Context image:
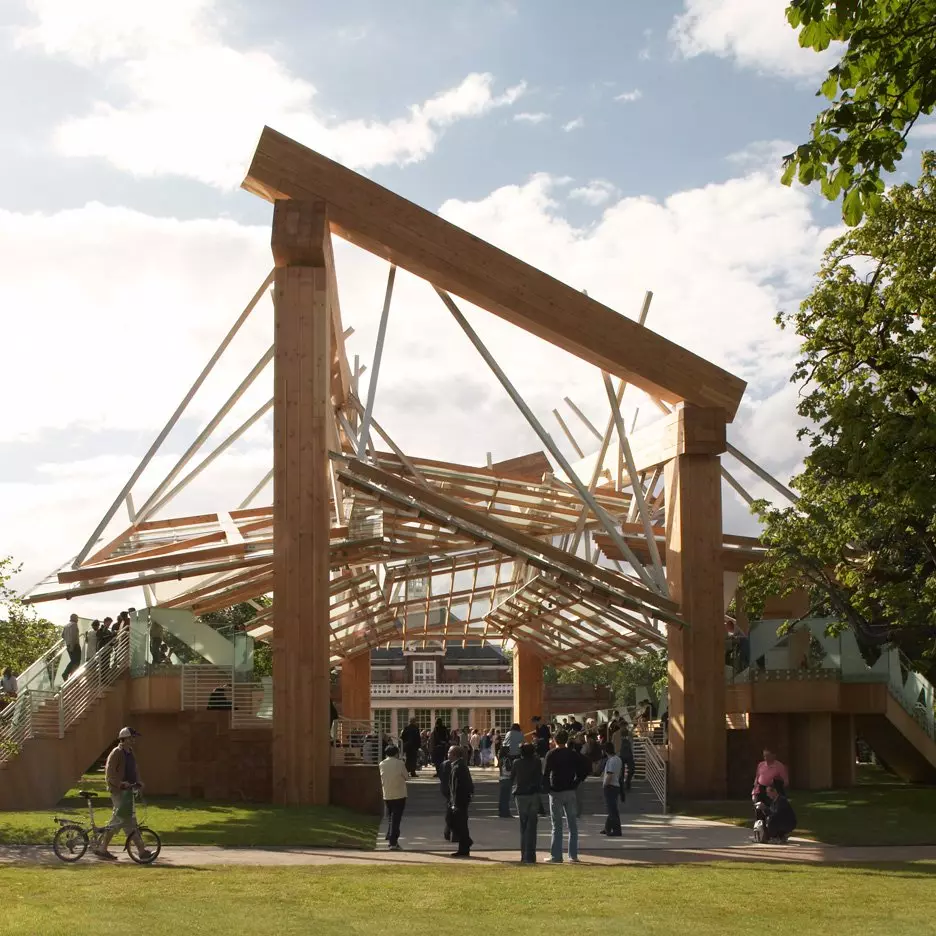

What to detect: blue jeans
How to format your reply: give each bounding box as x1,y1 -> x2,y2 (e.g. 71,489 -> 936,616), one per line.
515,793 -> 539,862
549,789 -> 578,861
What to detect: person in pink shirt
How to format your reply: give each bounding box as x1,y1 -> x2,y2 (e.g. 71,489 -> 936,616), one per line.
752,749 -> 790,796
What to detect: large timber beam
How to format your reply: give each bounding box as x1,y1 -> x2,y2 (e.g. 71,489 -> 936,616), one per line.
271,199 -> 332,806
243,127 -> 746,418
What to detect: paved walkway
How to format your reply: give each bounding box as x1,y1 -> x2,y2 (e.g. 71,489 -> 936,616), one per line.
4,843 -> 936,867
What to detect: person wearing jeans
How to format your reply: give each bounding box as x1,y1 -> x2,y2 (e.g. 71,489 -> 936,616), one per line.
601,742 -> 623,836
510,743 -> 543,864
378,745 -> 409,850
542,730 -> 587,863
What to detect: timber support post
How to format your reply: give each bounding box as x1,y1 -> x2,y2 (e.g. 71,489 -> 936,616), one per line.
513,641 -> 545,732
664,404 -> 728,799
340,650 -> 372,722
271,199 -> 332,805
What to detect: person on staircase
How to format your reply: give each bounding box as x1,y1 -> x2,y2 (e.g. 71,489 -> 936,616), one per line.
0,666 -> 17,711
95,727 -> 152,862
379,744 -> 408,851
618,725 -> 636,791
61,614 -> 82,682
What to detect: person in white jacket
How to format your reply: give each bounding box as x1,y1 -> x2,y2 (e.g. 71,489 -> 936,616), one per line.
379,745 -> 409,850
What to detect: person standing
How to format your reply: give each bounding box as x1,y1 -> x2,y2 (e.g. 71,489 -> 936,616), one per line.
497,745 -> 514,817
62,614 -> 82,682
400,717 -> 422,778
511,743 -> 543,864
0,666 -> 17,711
532,716 -> 551,757
448,746 -> 474,858
379,744 -> 409,850
600,742 -> 623,836
542,729 -> 587,863
430,718 -> 450,776
96,727 -> 151,861
479,729 -> 493,768
504,722 -> 524,758
469,727 -> 481,767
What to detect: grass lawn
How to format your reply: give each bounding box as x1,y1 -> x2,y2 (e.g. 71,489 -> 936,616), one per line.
2,864 -> 935,935
0,773 -> 377,848
676,766 -> 936,846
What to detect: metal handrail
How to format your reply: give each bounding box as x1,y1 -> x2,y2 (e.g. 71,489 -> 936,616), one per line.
639,737 -> 667,813
332,717 -> 380,765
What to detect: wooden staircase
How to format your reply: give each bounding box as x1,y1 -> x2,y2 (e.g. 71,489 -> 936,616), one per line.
0,631 -> 133,810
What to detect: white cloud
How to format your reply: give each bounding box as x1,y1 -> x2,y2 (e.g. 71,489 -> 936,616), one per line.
569,179 -> 619,206
15,0 -> 525,187
513,112 -> 550,124
562,117 -> 585,132
726,139 -> 796,172
909,120 -> 936,140
614,89 -> 643,103
670,0 -> 840,79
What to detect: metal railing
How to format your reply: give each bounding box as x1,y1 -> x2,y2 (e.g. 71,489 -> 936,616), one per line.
370,682 -> 513,698
331,717 -> 380,765
0,629 -> 131,766
180,665 -> 272,729
638,737 -> 667,812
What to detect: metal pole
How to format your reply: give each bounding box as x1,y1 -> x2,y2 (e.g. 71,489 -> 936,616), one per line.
239,469 -> 274,510
135,345 -> 274,523
72,270 -> 274,568
563,398 -> 603,442
553,409 -> 585,459
358,265 -> 397,457
726,443 -> 800,505
602,372 -> 668,593
437,287 -> 662,595
721,465 -> 755,506
144,398 -> 274,520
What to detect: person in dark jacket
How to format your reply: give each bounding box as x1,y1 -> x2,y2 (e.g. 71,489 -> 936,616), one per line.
400,717 -> 422,777
431,718 -> 450,775
511,743 -> 543,864
448,746 -> 474,857
765,777 -> 796,842
618,726 -> 636,791
439,745 -> 456,841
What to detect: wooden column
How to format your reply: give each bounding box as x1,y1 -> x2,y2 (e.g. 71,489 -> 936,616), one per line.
272,199 -> 332,806
791,713 -> 834,789
512,641 -> 544,733
831,714 -> 856,788
664,405 -> 728,799
340,650 -> 372,722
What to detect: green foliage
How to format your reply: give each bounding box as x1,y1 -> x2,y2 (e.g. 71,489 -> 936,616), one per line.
783,0 -> 936,223
0,556 -> 57,675
543,650 -> 667,709
742,156 -> 936,671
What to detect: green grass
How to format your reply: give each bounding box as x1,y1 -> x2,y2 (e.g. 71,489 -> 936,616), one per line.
0,769 -> 378,848
0,773 -> 377,848
1,864 -> 935,935
676,766 -> 936,846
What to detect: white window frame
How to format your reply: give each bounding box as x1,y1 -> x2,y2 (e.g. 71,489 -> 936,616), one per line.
413,660 -> 435,684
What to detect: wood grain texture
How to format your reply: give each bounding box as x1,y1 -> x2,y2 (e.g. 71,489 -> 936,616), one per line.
339,650 -> 371,722
272,201 -> 332,806
512,641 -> 545,730
665,439 -> 727,799
244,127 -> 746,419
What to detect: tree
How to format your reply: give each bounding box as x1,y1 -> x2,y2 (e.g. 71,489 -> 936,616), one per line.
742,156 -> 936,673
0,556 -> 58,675
544,651 -> 668,711
782,0 -> 936,224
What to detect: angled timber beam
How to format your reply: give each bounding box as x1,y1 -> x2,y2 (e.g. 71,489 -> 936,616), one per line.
243,127 -> 746,417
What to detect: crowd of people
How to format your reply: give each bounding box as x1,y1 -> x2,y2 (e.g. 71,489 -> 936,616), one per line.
381,712 -> 639,860
380,715 -> 798,859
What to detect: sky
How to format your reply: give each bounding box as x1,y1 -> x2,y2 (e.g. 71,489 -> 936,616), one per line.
0,0 -> 917,622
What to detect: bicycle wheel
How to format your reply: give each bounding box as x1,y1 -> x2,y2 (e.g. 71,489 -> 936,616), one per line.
126,826 -> 161,864
52,825 -> 89,863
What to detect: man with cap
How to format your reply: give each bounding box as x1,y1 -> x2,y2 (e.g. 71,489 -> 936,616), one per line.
95,727 -> 151,861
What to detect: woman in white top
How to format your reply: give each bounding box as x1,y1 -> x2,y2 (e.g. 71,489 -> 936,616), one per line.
601,741 -> 623,837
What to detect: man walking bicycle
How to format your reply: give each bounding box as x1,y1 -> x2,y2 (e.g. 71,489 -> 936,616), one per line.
94,727 -> 152,862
